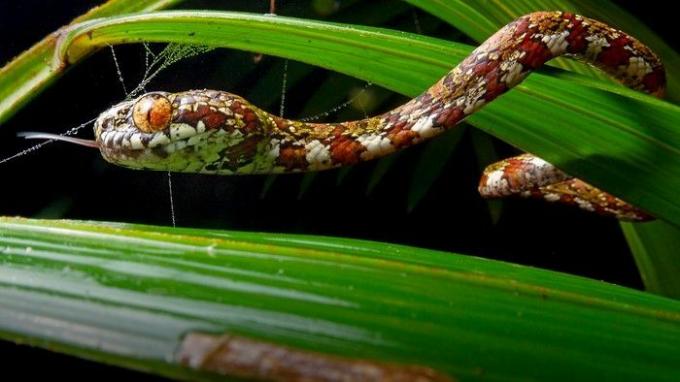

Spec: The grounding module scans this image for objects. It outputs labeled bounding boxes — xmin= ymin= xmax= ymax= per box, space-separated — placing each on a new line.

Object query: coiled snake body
xmin=92 ymin=11 xmax=665 ymax=221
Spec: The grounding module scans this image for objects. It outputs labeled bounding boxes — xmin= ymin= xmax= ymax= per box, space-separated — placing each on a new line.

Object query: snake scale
xmin=89 ymin=11 xmax=665 ymax=221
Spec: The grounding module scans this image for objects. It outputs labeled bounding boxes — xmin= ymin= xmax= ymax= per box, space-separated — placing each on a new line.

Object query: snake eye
xmin=132 ymin=93 xmax=172 ymax=133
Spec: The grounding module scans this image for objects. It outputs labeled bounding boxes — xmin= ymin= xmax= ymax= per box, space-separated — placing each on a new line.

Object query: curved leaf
xmin=408 ymin=128 xmax=466 ymax=211
xmin=1 ymin=217 xmax=680 ymax=381
xmin=621 ymin=221 xmax=680 ymax=299
xmin=0 ymin=0 xmax=186 ymax=125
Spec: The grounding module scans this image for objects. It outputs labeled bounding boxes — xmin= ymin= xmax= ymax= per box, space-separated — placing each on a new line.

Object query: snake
xmin=36 ymin=11 xmax=666 ymax=221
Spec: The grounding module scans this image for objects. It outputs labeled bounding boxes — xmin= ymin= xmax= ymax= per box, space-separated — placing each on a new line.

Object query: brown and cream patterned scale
xmin=94 ymin=11 xmax=665 ymax=221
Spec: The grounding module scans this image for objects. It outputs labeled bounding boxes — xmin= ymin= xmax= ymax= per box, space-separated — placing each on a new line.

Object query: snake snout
xmin=94 ymin=100 xmax=134 ymax=134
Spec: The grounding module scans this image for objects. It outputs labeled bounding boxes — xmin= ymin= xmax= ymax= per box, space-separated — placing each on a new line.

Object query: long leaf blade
xmin=0 ymin=0 xmax=186 ymax=125
xmin=621 ymin=221 xmax=680 ymax=299
xmin=1 ymin=217 xmax=680 ymax=381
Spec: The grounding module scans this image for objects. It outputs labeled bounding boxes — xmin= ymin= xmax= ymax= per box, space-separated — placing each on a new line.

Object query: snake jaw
xmin=94 ymin=99 xmax=135 ymax=142
xmin=94 ymin=98 xmax=138 ymax=163
xmin=94 ymin=90 xmax=273 ymax=174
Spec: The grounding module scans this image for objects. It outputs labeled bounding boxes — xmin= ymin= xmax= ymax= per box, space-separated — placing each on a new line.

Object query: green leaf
xmin=48 ymin=11 xmax=680 ymax=227
xmin=366 ymin=154 xmax=400 ymax=195
xmin=259 ymin=174 xmax=278 ymax=199
xmin=408 ymin=127 xmax=466 ymax=211
xmin=621 ymin=221 xmax=680 ymax=299
xmin=297 ymin=172 xmax=317 ymax=199
xmin=0 ymin=0 xmax=186 ymax=125
xmin=335 ymin=166 xmax=353 ymax=185
xmin=1 ymin=217 xmax=680 ymax=381
xmin=470 ymin=129 xmax=504 ymax=224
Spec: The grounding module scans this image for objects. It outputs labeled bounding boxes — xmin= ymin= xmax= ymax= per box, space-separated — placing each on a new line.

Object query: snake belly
xmin=94 ymin=11 xmax=665 ymax=221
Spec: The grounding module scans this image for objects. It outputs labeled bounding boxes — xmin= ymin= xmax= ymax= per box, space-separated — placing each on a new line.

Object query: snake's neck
xmin=262 ymin=11 xmax=663 ymax=173
xmin=266 ymin=83 xmax=480 ymax=172
xmin=264 ymin=94 xmax=426 ymax=171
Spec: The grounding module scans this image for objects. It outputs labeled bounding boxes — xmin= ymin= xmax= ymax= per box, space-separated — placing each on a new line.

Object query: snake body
xmin=94 ymin=11 xmax=665 ymax=221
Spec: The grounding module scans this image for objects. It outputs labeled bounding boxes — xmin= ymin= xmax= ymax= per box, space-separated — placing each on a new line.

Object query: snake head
xmin=94 ymin=90 xmax=271 ymax=174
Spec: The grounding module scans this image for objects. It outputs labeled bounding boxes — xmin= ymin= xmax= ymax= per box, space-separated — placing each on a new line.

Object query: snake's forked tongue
xmin=18 ymin=132 xmax=99 ymax=148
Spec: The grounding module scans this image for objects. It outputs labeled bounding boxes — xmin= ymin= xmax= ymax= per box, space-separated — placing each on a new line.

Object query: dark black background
xmin=0 ymin=0 xmax=676 ymax=379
